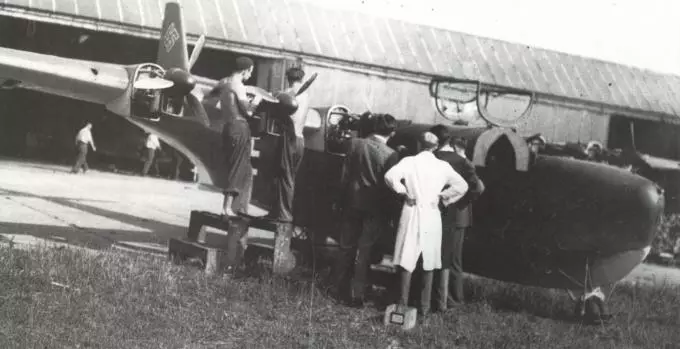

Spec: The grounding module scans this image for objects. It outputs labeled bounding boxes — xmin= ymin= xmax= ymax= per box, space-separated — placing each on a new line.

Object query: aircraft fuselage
xmin=126 ymin=107 xmax=664 ymax=291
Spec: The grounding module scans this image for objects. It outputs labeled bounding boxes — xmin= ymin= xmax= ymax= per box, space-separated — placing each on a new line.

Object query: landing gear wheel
xmin=574 ymin=296 xmax=613 ymax=325
xmin=567 ymin=259 xmax=615 ymax=325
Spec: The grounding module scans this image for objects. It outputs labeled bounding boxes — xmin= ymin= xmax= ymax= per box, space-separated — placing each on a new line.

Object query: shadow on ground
xmin=234 ymin=243 xmax=588 ymax=324
xmin=0 ymin=187 xmax=188 ymax=252
xmin=0 ymin=186 xmax=594 ymax=325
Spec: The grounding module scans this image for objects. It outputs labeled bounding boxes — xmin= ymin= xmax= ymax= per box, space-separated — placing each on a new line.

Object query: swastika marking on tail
xmin=163 ymin=22 xmax=180 ymax=53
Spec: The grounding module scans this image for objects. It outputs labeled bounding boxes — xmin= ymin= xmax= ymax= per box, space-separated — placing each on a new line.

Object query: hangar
xmin=1 ymin=0 xmax=680 ymax=163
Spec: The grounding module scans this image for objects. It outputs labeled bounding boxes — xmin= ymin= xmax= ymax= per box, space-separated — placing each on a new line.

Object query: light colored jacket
xmin=75 ymin=127 xmax=93 ymax=145
xmin=145 ymin=134 xmax=161 ymax=150
xmin=384 ymin=151 xmax=469 ymax=272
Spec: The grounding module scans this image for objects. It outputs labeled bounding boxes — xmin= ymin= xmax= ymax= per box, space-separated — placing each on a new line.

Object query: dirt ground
xmin=1 ymin=157 xmax=679 ymax=289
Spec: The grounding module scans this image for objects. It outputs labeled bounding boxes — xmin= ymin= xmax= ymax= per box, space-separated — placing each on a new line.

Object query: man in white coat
xmin=384 ymin=131 xmax=469 ymax=317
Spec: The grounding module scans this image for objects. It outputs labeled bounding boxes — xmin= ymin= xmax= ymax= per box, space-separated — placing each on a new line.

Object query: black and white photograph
xmin=0 ymin=0 xmax=679 ymax=347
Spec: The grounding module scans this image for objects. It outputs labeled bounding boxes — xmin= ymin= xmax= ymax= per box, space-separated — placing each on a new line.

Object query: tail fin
xmin=157 ymin=2 xmax=189 ymax=71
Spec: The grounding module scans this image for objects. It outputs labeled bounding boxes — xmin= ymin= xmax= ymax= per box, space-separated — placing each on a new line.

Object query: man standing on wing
xmin=264 ymin=67 xmax=311 ymax=223
xmin=219 ymin=56 xmax=259 ymax=218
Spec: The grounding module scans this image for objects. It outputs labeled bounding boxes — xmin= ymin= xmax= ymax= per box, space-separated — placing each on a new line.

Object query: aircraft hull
xmin=291 ymin=152 xmax=662 ymax=290
xmin=124 ymin=111 xmax=664 ymax=291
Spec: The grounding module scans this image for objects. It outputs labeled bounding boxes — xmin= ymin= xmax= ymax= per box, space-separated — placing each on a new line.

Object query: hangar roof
xmin=2 ymin=0 xmax=680 ymax=120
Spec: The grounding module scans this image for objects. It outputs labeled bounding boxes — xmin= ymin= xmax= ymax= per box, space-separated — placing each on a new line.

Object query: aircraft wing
xmin=641 ymin=154 xmax=680 ymax=171
xmin=0 ymin=47 xmax=131 ymax=108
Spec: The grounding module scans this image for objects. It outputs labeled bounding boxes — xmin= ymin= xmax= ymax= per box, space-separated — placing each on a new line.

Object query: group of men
xmin=526 ymin=133 xmax=642 ymax=174
xmin=215 ymin=56 xmax=487 ymax=317
xmin=331 ymin=114 xmax=485 ymax=319
xmin=214 ymin=56 xmax=487 ymax=319
xmin=71 ymin=56 xmax=487 ymax=321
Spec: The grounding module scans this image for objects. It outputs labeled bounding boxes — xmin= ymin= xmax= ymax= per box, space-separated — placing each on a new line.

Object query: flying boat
xmin=0 ymin=2 xmax=665 ymax=313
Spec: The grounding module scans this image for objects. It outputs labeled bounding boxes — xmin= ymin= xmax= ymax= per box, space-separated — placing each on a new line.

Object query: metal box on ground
xmin=383 ymin=304 xmax=417 ymax=330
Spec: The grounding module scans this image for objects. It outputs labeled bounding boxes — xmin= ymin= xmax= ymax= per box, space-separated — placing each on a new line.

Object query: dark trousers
xmin=427 ymin=227 xmax=466 ymax=310
xmin=333 ymin=209 xmax=384 ymax=300
xmin=174 ymin=154 xmax=184 ymax=180
xmin=142 ymin=148 xmax=160 ymax=176
xmin=448 ymin=227 xmax=466 ymax=303
xmin=222 ymin=121 xmax=253 ymax=215
xmin=432 ymin=268 xmax=451 ymax=311
xmin=231 ymin=173 xmax=253 ymax=215
xmin=399 ymin=255 xmax=434 ymax=315
xmin=271 ymin=136 xmax=305 ymax=222
xmin=71 ymin=141 xmax=89 ymax=173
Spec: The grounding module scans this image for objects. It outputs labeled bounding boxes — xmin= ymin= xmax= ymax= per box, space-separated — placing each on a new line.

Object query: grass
xmin=1 ymin=244 xmax=680 ymax=349
xmin=653 ymin=213 xmax=680 ymax=256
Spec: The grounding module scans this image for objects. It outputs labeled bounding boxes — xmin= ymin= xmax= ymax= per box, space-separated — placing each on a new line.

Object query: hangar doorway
xmin=0 ymin=16 xmax=288 ymax=181
xmin=608 ymin=114 xmax=680 ymax=213
xmin=608 ymin=114 xmax=680 ymax=159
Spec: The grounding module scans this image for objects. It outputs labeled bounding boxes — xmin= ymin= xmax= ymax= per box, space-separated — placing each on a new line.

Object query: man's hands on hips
xmin=401 ymin=193 xmax=416 ymax=206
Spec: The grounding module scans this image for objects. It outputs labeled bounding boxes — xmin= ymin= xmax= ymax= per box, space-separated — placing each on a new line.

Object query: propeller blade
xmin=133 ymin=77 xmax=174 ymax=90
xmin=188 ymin=35 xmax=206 ymax=71
xmin=245 ymin=85 xmax=279 ymax=103
xmin=629 ymin=120 xmax=637 ymax=152
xmin=185 ymin=91 xmax=211 ymax=127
xmin=296 ymin=72 xmax=318 ymax=96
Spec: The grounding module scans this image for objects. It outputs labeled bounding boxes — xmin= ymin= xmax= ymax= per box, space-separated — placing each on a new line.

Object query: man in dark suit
xmin=429 ymin=124 xmax=485 ymax=311
xmin=332 ymin=113 xmax=401 ymax=306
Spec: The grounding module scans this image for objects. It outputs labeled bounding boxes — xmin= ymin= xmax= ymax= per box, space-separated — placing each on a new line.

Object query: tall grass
xmin=1 ymin=244 xmax=679 ymax=349
xmin=653 ymin=214 xmax=680 ymax=255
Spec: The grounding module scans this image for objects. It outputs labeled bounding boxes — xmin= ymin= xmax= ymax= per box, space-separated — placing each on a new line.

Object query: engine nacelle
xmin=130 ymin=63 xmax=167 ymax=121
xmin=324 ymin=105 xmax=355 ymax=155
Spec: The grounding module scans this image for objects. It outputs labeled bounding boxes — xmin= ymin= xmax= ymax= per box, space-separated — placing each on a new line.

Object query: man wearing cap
xmin=384 ymin=131 xmax=469 ymax=318
xmin=220 ymin=56 xmax=259 ymax=218
xmin=526 ymin=133 xmax=546 ymax=156
xmin=429 ymin=125 xmax=485 ymax=311
xmin=264 ymin=67 xmax=311 ymax=223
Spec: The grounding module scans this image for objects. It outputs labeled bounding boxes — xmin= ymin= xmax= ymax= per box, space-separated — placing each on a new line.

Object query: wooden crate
xmin=168 ymin=238 xmax=229 ymax=275
xmin=168 ymin=210 xmax=296 ymax=275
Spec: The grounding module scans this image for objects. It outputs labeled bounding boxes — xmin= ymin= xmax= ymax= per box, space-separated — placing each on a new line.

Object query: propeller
xmin=183 ymin=35 xmax=209 ymax=126
xmin=245 ymin=85 xmax=279 ymax=103
xmin=296 ymin=72 xmax=318 ymax=96
xmin=160 ymin=33 xmax=284 ymax=127
xmin=188 ymin=35 xmax=205 ymax=71
xmin=186 ymin=92 xmax=211 ymax=127
xmin=159 ymin=34 xmax=211 ymax=127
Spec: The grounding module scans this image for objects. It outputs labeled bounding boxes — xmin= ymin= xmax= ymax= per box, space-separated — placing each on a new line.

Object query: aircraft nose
xmin=641 ymin=181 xmax=665 ymax=215
xmin=546 ymin=162 xmax=665 ymax=255
xmin=621 ymin=180 xmax=664 ymax=246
